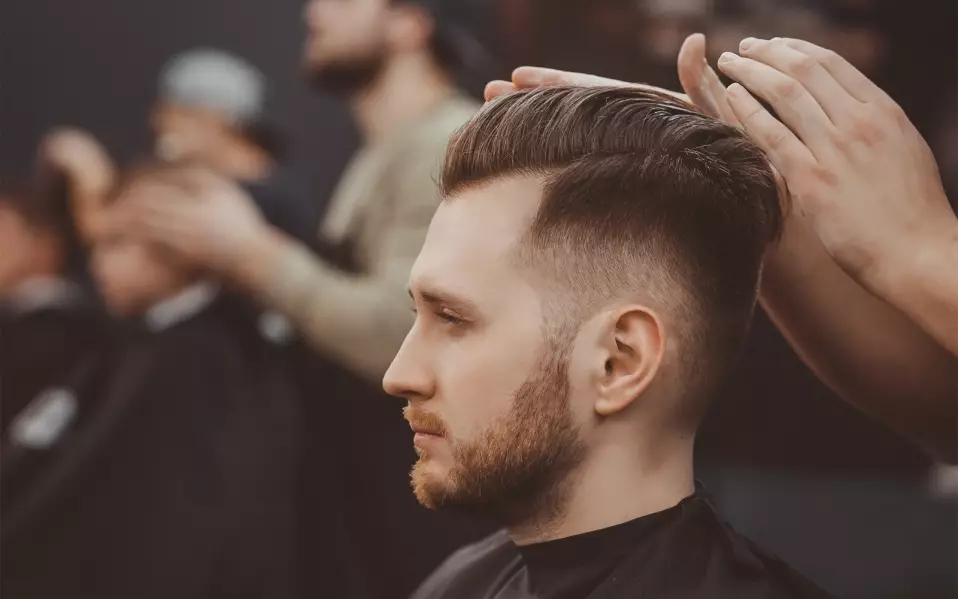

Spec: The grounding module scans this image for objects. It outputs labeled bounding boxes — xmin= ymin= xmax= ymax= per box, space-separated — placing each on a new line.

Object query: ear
xmin=594 ymin=306 xmax=666 ymax=417
xmin=386 ymin=3 xmax=435 ymax=52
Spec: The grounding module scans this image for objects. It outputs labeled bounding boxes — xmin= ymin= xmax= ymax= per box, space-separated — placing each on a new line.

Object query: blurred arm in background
xmin=115 ymin=160 xmax=436 ymax=383
xmin=489 ymin=33 xmax=957 ymax=463
xmin=38 ymin=128 xmax=117 ymax=245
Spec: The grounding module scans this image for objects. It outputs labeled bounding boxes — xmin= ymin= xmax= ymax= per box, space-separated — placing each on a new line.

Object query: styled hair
xmin=440 ymin=86 xmax=783 ymax=416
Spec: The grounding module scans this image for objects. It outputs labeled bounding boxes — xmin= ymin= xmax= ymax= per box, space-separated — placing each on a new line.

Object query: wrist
xmin=864 ymin=219 xmax=958 ymax=303
xmin=229 ymin=226 xmax=292 ymax=289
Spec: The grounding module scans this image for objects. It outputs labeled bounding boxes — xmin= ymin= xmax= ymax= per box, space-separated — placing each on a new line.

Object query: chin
xmin=410 ymin=459 xmax=454 ymax=510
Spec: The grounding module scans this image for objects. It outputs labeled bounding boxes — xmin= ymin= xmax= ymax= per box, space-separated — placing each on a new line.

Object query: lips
xmin=403 ymin=405 xmax=447 ymax=437
xmin=409 ymin=424 xmax=443 ymax=436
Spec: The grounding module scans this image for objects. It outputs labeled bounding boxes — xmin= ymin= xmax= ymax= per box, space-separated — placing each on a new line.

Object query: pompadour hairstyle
xmin=440 ymin=86 xmax=783 ymax=417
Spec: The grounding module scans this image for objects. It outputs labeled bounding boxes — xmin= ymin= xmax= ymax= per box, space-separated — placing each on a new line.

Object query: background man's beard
xmin=306 ymin=52 xmax=386 ymax=95
xmin=411 ymin=338 xmax=587 ymax=529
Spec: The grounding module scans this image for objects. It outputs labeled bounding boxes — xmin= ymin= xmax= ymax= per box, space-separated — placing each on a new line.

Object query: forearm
xmin=761 ymin=218 xmax=958 ymax=462
xmin=233 ymin=229 xmax=411 ymax=383
xmin=861 ymin=221 xmax=958 ymax=357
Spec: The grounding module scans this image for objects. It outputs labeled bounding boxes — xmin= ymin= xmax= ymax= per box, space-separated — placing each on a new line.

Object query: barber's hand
xmin=716 ymin=37 xmax=956 ymax=281
xmin=484 ymin=66 xmax=690 ymax=104
xmin=40 ymin=128 xmax=117 ymax=201
xmin=119 ymin=167 xmax=273 ymax=276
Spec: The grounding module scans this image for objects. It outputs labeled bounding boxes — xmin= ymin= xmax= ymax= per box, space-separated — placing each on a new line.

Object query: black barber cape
xmin=412 ymin=491 xmax=834 ymax=599
xmin=2 ymin=285 xmax=301 ymax=599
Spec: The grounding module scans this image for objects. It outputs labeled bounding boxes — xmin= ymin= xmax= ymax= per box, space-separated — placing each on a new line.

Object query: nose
xmin=383 ymin=328 xmax=435 ymax=401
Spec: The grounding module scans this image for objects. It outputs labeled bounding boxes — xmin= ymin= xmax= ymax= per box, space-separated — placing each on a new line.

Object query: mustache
xmin=403 ymin=405 xmax=447 ymax=436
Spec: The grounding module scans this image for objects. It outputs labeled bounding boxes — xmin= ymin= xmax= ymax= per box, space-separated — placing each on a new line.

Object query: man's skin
xmin=487 ymin=34 xmax=956 ymax=463
xmin=39 ymin=128 xmax=118 ymax=245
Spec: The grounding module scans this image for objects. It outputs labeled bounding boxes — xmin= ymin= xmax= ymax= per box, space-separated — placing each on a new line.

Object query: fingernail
xmin=718 ymin=52 xmax=738 ymax=66
xmin=739 ymin=37 xmax=758 ymax=52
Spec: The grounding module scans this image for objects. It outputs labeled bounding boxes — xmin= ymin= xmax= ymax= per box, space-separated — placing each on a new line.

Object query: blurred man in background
xmin=121 ymin=1 xmax=487 ymax=596
xmin=3 ymin=164 xmax=301 ymax=599
xmin=0 ymin=178 xmax=105 ymax=473
xmin=153 ymin=48 xmax=317 ymax=243
xmin=40 ymin=48 xmax=315 ymax=246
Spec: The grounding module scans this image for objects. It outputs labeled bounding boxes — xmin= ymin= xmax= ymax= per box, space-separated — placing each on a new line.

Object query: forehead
xmin=410 ymin=175 xmax=545 ymax=297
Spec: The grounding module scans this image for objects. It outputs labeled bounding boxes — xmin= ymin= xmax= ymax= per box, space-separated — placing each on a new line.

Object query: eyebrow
xmin=408 ymin=286 xmax=480 ymax=315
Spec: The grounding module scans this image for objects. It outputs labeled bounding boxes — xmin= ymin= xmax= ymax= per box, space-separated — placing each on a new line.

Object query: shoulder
xmin=676 ymin=495 xmax=835 ymax=599
xmin=411 ymin=530 xmax=516 ymax=599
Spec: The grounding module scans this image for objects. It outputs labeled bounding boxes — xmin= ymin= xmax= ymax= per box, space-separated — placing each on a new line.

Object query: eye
xmin=437 ymin=310 xmax=464 ymax=326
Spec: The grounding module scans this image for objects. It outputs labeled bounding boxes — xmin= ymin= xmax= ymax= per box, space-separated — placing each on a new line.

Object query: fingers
xmin=738 ymin=38 xmax=859 ymax=123
xmin=484 ymin=80 xmax=516 ymax=102
xmin=118 ymin=186 xmax=199 ymax=244
xmin=677 ymin=33 xmax=740 ymax=125
xmin=778 ymin=38 xmax=887 ymax=104
xmin=508 ymin=66 xmax=691 ymax=103
xmin=677 ymin=34 xmax=714 ymax=111
xmin=511 ymin=66 xmax=630 ymax=90
xmin=726 ymin=82 xmax=816 ymax=176
xmin=718 ymin=52 xmax=835 ymax=159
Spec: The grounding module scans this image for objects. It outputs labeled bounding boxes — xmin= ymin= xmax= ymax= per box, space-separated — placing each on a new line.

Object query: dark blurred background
xmin=1 ymin=1 xmax=955 ymax=598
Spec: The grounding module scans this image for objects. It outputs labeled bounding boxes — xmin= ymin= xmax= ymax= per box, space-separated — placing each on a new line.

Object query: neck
xmin=507 ymin=426 xmax=695 ymax=546
xmin=351 ymin=52 xmax=455 ymax=144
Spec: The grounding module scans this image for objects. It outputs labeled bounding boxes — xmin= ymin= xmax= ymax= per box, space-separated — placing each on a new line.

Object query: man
xmin=385 ymin=85 xmax=832 ymax=598
xmin=122 ymin=1 xmax=487 ymax=595
xmin=39 ymin=48 xmax=314 ymax=245
xmin=3 ymin=165 xmax=302 ymax=599
xmin=124 ymin=0 xmax=481 ymax=381
xmin=153 ymin=48 xmax=317 ymax=243
xmin=488 ymin=35 xmax=958 ymax=464
xmin=0 ymin=178 xmax=106 ymax=518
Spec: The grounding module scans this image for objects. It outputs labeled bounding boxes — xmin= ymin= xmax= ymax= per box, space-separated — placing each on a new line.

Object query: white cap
xmin=158 ymin=48 xmax=266 ymax=126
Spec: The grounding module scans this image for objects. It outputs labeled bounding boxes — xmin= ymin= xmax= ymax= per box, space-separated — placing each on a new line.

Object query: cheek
xmin=434 ymin=322 xmax=542 ymax=444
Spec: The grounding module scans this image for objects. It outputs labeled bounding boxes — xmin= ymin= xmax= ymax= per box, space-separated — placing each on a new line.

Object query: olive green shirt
xmin=261 ymin=94 xmax=480 ymax=382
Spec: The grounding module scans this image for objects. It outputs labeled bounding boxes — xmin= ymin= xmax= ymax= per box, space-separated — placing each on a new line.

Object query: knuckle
xmin=820 ymin=49 xmax=842 ymax=70
xmin=765 ymin=128 xmax=791 ymax=152
xmin=773 ymin=79 xmax=805 ymax=104
xmin=847 ymin=111 xmax=888 ymax=145
xmin=789 ymin=55 xmax=819 ymax=79
xmin=883 ymin=100 xmax=911 ymax=128
xmin=809 ymin=164 xmax=840 ymax=188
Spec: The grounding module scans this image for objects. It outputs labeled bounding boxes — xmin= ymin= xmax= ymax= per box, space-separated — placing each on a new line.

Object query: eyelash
xmin=411 ymin=307 xmax=464 ymax=326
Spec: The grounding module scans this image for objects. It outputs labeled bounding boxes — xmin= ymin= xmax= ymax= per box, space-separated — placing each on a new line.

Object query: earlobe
xmin=594 ymin=307 xmax=665 ymax=417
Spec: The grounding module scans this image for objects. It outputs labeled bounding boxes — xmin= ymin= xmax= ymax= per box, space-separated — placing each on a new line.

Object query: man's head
xmin=383 ymin=86 xmax=781 ymax=525
xmin=302 ymin=0 xmax=459 ymax=93
xmin=152 ymin=49 xmax=284 ymax=176
xmin=90 ymin=165 xmax=201 ymax=317
xmin=0 ymin=180 xmax=69 ymax=294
